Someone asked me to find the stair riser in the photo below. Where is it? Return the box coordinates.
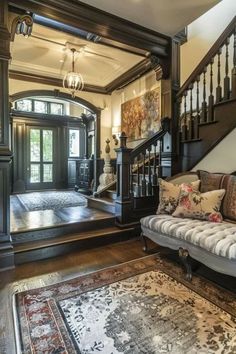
[12,217,115,244]
[105,190,117,200]
[180,100,236,170]
[14,230,138,265]
[87,198,115,214]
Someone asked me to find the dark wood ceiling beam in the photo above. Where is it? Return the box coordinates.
[9,70,108,94]
[9,57,155,95]
[106,59,152,92]
[8,0,171,58]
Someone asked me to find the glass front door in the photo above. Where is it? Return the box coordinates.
[27,127,55,190]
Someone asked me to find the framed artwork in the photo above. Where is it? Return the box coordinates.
[121,87,160,141]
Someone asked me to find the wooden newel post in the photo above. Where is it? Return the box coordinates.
[115,132,133,226]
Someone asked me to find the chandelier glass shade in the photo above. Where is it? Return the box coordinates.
[63,48,84,97]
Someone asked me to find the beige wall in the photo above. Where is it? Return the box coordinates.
[9,79,112,157]
[181,0,236,85]
[193,128,236,173]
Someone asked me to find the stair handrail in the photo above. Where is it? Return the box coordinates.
[93,179,116,198]
[130,116,171,160]
[177,15,236,98]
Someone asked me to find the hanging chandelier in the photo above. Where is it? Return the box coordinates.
[63,48,84,98]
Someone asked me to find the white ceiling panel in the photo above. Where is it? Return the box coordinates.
[79,0,220,36]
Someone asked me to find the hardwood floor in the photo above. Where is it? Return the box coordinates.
[0,238,151,354]
[11,197,113,234]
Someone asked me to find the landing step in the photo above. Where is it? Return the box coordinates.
[199,120,218,126]
[86,196,115,214]
[12,208,115,244]
[14,226,138,264]
[181,138,202,143]
[106,189,117,200]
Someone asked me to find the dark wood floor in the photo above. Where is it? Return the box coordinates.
[0,238,151,354]
[10,194,112,233]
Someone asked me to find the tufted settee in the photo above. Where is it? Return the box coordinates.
[140,172,236,280]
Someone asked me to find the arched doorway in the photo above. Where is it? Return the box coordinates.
[10,90,101,193]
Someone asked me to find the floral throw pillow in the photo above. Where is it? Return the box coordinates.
[172,189,226,222]
[157,178,200,215]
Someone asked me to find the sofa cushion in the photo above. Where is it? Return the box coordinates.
[221,174,236,222]
[140,214,236,260]
[198,170,223,193]
[157,178,200,215]
[172,189,225,222]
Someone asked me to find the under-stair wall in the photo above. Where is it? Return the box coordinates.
[193,128,236,173]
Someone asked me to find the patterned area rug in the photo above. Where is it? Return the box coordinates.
[15,191,87,211]
[13,255,236,354]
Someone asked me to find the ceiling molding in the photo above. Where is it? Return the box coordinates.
[9,70,109,95]
[9,57,156,95]
[106,58,152,92]
[8,0,171,58]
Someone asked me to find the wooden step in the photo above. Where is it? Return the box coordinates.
[86,196,115,214]
[14,226,138,264]
[106,189,116,200]
[12,210,115,244]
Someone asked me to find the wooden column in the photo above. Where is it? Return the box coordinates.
[160,37,181,175]
[0,0,14,270]
[93,110,101,192]
[115,133,133,226]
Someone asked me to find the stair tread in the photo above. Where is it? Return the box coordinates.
[199,120,218,126]
[181,138,202,143]
[14,226,133,253]
[87,196,115,205]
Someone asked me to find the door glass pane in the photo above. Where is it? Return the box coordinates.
[50,103,63,115]
[30,164,40,183]
[43,130,53,162]
[69,129,80,157]
[30,129,40,162]
[43,164,53,182]
[16,99,32,112]
[34,100,47,113]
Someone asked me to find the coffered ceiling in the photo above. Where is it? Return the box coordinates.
[9,0,221,94]
[10,21,145,90]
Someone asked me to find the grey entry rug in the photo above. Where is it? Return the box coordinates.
[16,190,87,211]
[14,255,236,354]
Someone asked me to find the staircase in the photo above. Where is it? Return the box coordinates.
[86,117,171,226]
[177,16,236,171]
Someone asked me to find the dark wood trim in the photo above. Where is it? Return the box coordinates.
[9,57,156,94]
[93,111,101,191]
[0,0,14,271]
[8,0,170,58]
[27,9,148,58]
[174,28,188,45]
[10,111,84,125]
[177,16,236,98]
[106,58,152,92]
[9,70,109,95]
[10,89,101,114]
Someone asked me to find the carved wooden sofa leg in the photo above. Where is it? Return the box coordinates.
[140,232,149,253]
[179,247,192,282]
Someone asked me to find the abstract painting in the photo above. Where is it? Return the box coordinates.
[121,87,160,141]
